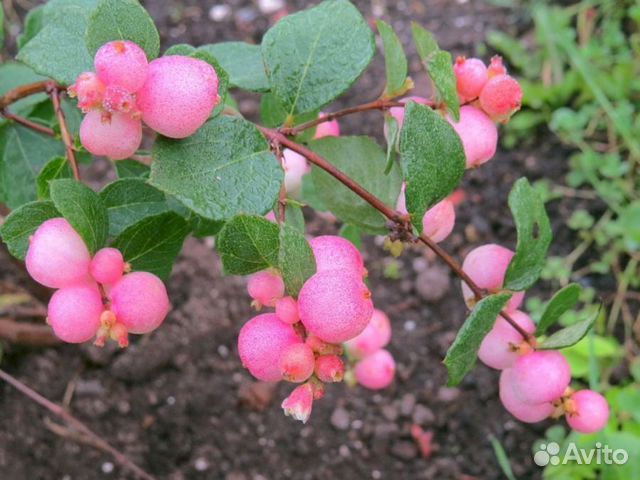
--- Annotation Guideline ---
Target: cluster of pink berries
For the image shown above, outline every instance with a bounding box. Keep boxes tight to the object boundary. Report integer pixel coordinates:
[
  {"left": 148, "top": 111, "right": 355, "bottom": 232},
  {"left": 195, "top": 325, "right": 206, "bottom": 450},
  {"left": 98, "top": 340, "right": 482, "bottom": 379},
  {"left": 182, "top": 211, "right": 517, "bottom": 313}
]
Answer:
[
  {"left": 70, "top": 40, "right": 220, "bottom": 160},
  {"left": 26, "top": 218, "right": 170, "bottom": 346},
  {"left": 237, "top": 235, "right": 396, "bottom": 423},
  {"left": 462, "top": 244, "right": 610, "bottom": 434}
]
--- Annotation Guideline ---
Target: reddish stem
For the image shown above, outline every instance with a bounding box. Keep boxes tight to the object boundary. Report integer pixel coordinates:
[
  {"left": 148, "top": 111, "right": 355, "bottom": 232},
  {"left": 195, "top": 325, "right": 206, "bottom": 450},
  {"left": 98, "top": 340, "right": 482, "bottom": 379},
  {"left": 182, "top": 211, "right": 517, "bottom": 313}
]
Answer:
[
  {"left": 0, "top": 81, "right": 56, "bottom": 110},
  {"left": 0, "top": 111, "right": 55, "bottom": 136}
]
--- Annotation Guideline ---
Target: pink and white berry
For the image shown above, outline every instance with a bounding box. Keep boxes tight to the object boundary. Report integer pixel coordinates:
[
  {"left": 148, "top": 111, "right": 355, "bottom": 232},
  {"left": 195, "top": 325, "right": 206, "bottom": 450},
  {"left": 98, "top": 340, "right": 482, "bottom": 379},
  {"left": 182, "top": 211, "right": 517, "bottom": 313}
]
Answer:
[
  {"left": 275, "top": 296, "right": 299, "bottom": 325},
  {"left": 509, "top": 350, "right": 571, "bottom": 405},
  {"left": 109, "top": 272, "right": 170, "bottom": 334},
  {"left": 26, "top": 218, "right": 91, "bottom": 289},
  {"left": 460, "top": 244, "right": 524, "bottom": 312},
  {"left": 314, "top": 355, "right": 345, "bottom": 383},
  {"left": 309, "top": 235, "right": 365, "bottom": 277},
  {"left": 448, "top": 106, "right": 498, "bottom": 169},
  {"left": 79, "top": 110, "right": 142, "bottom": 160},
  {"left": 137, "top": 55, "right": 220, "bottom": 138},
  {"left": 247, "top": 270, "right": 285, "bottom": 308},
  {"left": 47, "top": 283, "right": 104, "bottom": 343},
  {"left": 281, "top": 382, "right": 314, "bottom": 423},
  {"left": 94, "top": 40, "right": 149, "bottom": 93},
  {"left": 478, "top": 310, "right": 536, "bottom": 370},
  {"left": 355, "top": 349, "right": 396, "bottom": 390},
  {"left": 566, "top": 390, "right": 610, "bottom": 434},
  {"left": 344, "top": 308, "right": 392, "bottom": 359},
  {"left": 279, "top": 343, "right": 315, "bottom": 383},
  {"left": 298, "top": 270, "right": 373, "bottom": 343},
  {"left": 314, "top": 114, "right": 340, "bottom": 138},
  {"left": 90, "top": 247, "right": 126, "bottom": 285},
  {"left": 68, "top": 72, "right": 105, "bottom": 112},
  {"left": 499, "top": 368, "right": 554, "bottom": 423},
  {"left": 238, "top": 313, "right": 301, "bottom": 382},
  {"left": 479, "top": 74, "right": 523, "bottom": 123},
  {"left": 282, "top": 148, "right": 310, "bottom": 195},
  {"left": 422, "top": 199, "right": 456, "bottom": 243},
  {"left": 453, "top": 57, "right": 488, "bottom": 103}
]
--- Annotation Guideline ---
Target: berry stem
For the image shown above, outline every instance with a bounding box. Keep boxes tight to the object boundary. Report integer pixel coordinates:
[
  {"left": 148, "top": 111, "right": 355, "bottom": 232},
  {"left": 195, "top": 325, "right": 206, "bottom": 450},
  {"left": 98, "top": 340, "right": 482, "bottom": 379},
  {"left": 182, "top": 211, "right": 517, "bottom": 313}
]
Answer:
[
  {"left": 0, "top": 368, "right": 157, "bottom": 480},
  {"left": 0, "top": 110, "right": 55, "bottom": 136},
  {"left": 0, "top": 80, "right": 60, "bottom": 110},
  {"left": 48, "top": 85, "right": 81, "bottom": 181}
]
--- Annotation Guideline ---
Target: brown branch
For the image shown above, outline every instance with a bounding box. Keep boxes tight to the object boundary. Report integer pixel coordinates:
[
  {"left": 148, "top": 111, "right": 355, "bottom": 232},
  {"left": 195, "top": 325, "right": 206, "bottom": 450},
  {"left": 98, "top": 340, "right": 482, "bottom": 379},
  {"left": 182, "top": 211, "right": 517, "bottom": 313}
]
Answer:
[
  {"left": 48, "top": 86, "right": 80, "bottom": 181},
  {"left": 0, "top": 318, "right": 60, "bottom": 346},
  {"left": 0, "top": 368, "right": 157, "bottom": 480},
  {"left": 0, "top": 111, "right": 55, "bottom": 136},
  {"left": 0, "top": 81, "right": 55, "bottom": 110}
]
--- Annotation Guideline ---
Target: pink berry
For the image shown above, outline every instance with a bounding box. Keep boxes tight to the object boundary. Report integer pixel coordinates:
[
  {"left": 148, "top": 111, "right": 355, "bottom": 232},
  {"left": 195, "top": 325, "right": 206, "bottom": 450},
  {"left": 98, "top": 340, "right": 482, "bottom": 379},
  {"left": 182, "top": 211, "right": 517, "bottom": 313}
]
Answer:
[
  {"left": 479, "top": 74, "right": 523, "bottom": 122},
  {"left": 275, "top": 296, "right": 299, "bottom": 325},
  {"left": 314, "top": 114, "right": 340, "bottom": 138},
  {"left": 305, "top": 334, "right": 343, "bottom": 356},
  {"left": 90, "top": 248, "right": 125, "bottom": 285},
  {"left": 238, "top": 313, "right": 301, "bottom": 382},
  {"left": 478, "top": 310, "right": 536, "bottom": 370},
  {"left": 461, "top": 244, "right": 524, "bottom": 312},
  {"left": 422, "top": 199, "right": 456, "bottom": 243},
  {"left": 387, "top": 96, "right": 430, "bottom": 130},
  {"left": 281, "top": 382, "right": 314, "bottom": 423},
  {"left": 487, "top": 55, "right": 507, "bottom": 77},
  {"left": 309, "top": 235, "right": 365, "bottom": 277},
  {"left": 448, "top": 106, "right": 498, "bottom": 168},
  {"left": 47, "top": 283, "right": 103, "bottom": 343},
  {"left": 26, "top": 218, "right": 91, "bottom": 288},
  {"left": 79, "top": 110, "right": 142, "bottom": 160},
  {"left": 137, "top": 55, "right": 220, "bottom": 138},
  {"left": 314, "top": 355, "right": 345, "bottom": 382},
  {"left": 279, "top": 343, "right": 315, "bottom": 382},
  {"left": 102, "top": 85, "right": 139, "bottom": 116},
  {"left": 454, "top": 57, "right": 488, "bottom": 103},
  {"left": 298, "top": 270, "right": 373, "bottom": 343},
  {"left": 94, "top": 40, "right": 148, "bottom": 93},
  {"left": 247, "top": 270, "right": 285, "bottom": 308},
  {"left": 355, "top": 349, "right": 396, "bottom": 390},
  {"left": 499, "top": 368, "right": 554, "bottom": 423},
  {"left": 282, "top": 148, "right": 310, "bottom": 194},
  {"left": 509, "top": 350, "right": 571, "bottom": 405},
  {"left": 68, "top": 72, "right": 105, "bottom": 112},
  {"left": 344, "top": 308, "right": 392, "bottom": 359},
  {"left": 566, "top": 390, "right": 610, "bottom": 434},
  {"left": 110, "top": 272, "right": 170, "bottom": 334}
]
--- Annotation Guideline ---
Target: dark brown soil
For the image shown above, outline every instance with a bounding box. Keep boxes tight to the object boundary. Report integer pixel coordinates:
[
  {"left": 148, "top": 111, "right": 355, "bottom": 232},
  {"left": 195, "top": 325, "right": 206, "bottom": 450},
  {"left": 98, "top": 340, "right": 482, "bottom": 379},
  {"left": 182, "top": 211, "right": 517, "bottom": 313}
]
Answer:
[{"left": 0, "top": 1, "right": 581, "bottom": 479}]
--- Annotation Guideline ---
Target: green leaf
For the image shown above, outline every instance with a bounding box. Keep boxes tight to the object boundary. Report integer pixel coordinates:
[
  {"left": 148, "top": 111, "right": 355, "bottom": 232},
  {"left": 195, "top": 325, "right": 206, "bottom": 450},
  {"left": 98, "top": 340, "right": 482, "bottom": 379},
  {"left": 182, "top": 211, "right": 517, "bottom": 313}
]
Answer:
[
  {"left": 411, "top": 23, "right": 459, "bottom": 120},
  {"left": 539, "top": 307, "right": 601, "bottom": 350},
  {"left": 17, "top": 6, "right": 45, "bottom": 49},
  {"left": 275, "top": 203, "right": 305, "bottom": 233},
  {"left": 384, "top": 114, "right": 399, "bottom": 174},
  {"left": 278, "top": 224, "right": 316, "bottom": 297},
  {"left": 262, "top": 0, "right": 375, "bottom": 115},
  {"left": 0, "top": 123, "right": 65, "bottom": 208},
  {"left": 0, "top": 4, "right": 5, "bottom": 50},
  {"left": 112, "top": 212, "right": 189, "bottom": 279},
  {"left": 339, "top": 224, "right": 362, "bottom": 250},
  {"left": 0, "top": 63, "right": 48, "bottom": 118},
  {"left": 259, "top": 92, "right": 319, "bottom": 141},
  {"left": 216, "top": 215, "right": 280, "bottom": 275},
  {"left": 0, "top": 201, "right": 60, "bottom": 260},
  {"left": 536, "top": 283, "right": 582, "bottom": 335},
  {"left": 399, "top": 102, "right": 465, "bottom": 233},
  {"left": 115, "top": 159, "right": 150, "bottom": 178},
  {"left": 85, "top": 0, "right": 160, "bottom": 59},
  {"left": 49, "top": 179, "right": 108, "bottom": 254},
  {"left": 444, "top": 294, "right": 511, "bottom": 386},
  {"left": 164, "top": 44, "right": 195, "bottom": 56},
  {"left": 100, "top": 179, "right": 170, "bottom": 237},
  {"left": 187, "top": 215, "right": 224, "bottom": 238},
  {"left": 17, "top": 5, "right": 93, "bottom": 85},
  {"left": 150, "top": 116, "right": 282, "bottom": 221},
  {"left": 376, "top": 20, "right": 408, "bottom": 97},
  {"left": 37, "top": 156, "right": 73, "bottom": 199},
  {"left": 309, "top": 136, "right": 403, "bottom": 233},
  {"left": 199, "top": 42, "right": 269, "bottom": 92},
  {"left": 503, "top": 178, "right": 553, "bottom": 291}
]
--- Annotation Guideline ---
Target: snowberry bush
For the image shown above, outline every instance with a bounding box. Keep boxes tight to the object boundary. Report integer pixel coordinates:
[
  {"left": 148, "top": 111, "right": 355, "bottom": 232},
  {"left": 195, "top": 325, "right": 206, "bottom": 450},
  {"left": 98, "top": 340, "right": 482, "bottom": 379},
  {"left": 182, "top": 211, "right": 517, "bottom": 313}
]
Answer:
[{"left": 0, "top": 0, "right": 607, "bottom": 435}]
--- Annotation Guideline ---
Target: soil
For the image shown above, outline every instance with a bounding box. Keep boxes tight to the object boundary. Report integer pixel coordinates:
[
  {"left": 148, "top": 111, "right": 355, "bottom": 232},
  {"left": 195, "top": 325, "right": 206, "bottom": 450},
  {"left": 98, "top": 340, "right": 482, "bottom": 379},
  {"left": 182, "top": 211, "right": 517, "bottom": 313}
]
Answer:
[{"left": 0, "top": 1, "right": 586, "bottom": 479}]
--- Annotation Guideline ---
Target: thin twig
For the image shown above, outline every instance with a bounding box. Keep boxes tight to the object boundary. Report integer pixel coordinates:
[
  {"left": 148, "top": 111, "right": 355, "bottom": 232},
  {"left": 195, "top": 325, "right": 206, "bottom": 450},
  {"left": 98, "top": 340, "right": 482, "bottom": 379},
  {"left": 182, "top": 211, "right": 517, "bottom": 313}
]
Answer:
[
  {"left": 48, "top": 86, "right": 80, "bottom": 181},
  {"left": 0, "top": 81, "right": 55, "bottom": 110},
  {"left": 0, "top": 110, "right": 55, "bottom": 136},
  {"left": 0, "top": 368, "right": 157, "bottom": 480}
]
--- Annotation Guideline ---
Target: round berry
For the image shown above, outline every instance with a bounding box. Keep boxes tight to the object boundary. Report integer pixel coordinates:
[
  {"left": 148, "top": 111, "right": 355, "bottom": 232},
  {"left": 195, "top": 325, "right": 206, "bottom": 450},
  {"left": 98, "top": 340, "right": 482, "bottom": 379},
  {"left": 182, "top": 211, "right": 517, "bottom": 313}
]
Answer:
[
  {"left": 275, "top": 296, "right": 299, "bottom": 325},
  {"left": 566, "top": 390, "right": 610, "bottom": 434},
  {"left": 499, "top": 368, "right": 554, "bottom": 423},
  {"left": 487, "top": 55, "right": 507, "bottom": 77},
  {"left": 448, "top": 106, "right": 498, "bottom": 168},
  {"left": 68, "top": 72, "right": 105, "bottom": 112},
  {"left": 279, "top": 343, "right": 315, "bottom": 383},
  {"left": 94, "top": 40, "right": 148, "bottom": 93},
  {"left": 344, "top": 308, "right": 392, "bottom": 359},
  {"left": 479, "top": 74, "right": 523, "bottom": 122},
  {"left": 314, "top": 355, "right": 345, "bottom": 383},
  {"left": 26, "top": 218, "right": 91, "bottom": 288},
  {"left": 48, "top": 283, "right": 103, "bottom": 343},
  {"left": 387, "top": 96, "right": 430, "bottom": 130},
  {"left": 422, "top": 199, "right": 456, "bottom": 243},
  {"left": 460, "top": 244, "right": 524, "bottom": 312},
  {"left": 314, "top": 114, "right": 340, "bottom": 138},
  {"left": 247, "top": 271, "right": 285, "bottom": 308},
  {"left": 110, "top": 272, "right": 170, "bottom": 334},
  {"left": 510, "top": 350, "right": 571, "bottom": 405},
  {"left": 90, "top": 248, "right": 125, "bottom": 285},
  {"left": 79, "top": 110, "right": 142, "bottom": 160},
  {"left": 282, "top": 148, "right": 310, "bottom": 195},
  {"left": 354, "top": 349, "right": 396, "bottom": 390},
  {"left": 478, "top": 310, "right": 536, "bottom": 370},
  {"left": 137, "top": 55, "right": 220, "bottom": 138},
  {"left": 298, "top": 270, "right": 373, "bottom": 343},
  {"left": 453, "top": 57, "right": 488, "bottom": 103},
  {"left": 238, "top": 313, "right": 301, "bottom": 382},
  {"left": 281, "top": 382, "right": 314, "bottom": 423},
  {"left": 309, "top": 235, "right": 365, "bottom": 277}
]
